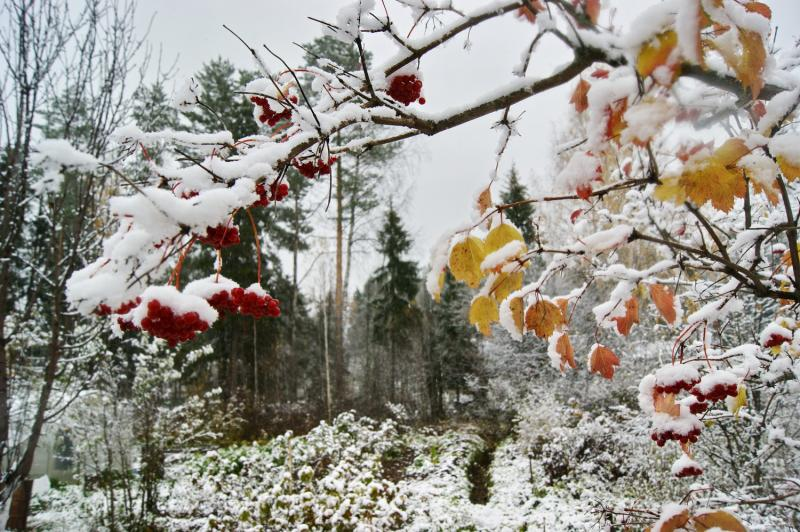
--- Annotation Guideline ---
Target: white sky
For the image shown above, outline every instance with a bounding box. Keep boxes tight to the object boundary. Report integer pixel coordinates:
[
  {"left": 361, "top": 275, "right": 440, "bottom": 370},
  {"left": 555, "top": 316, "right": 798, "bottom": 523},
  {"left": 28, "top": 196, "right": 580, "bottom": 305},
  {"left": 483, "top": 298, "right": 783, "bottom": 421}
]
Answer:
[{"left": 133, "top": 0, "right": 800, "bottom": 295}]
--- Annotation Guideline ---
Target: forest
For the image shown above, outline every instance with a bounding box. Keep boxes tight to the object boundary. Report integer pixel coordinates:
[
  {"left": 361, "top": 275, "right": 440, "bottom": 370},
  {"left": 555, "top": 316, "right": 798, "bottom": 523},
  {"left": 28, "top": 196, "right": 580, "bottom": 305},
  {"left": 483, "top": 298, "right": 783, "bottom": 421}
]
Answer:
[{"left": 0, "top": 0, "right": 799, "bottom": 530}]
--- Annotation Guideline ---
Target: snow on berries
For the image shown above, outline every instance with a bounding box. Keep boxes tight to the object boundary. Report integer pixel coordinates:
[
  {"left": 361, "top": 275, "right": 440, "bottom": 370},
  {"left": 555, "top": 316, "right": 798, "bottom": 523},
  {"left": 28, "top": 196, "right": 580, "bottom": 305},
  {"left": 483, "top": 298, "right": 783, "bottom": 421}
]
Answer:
[
  {"left": 652, "top": 363, "right": 700, "bottom": 394},
  {"left": 253, "top": 181, "right": 290, "bottom": 207},
  {"left": 238, "top": 283, "right": 281, "bottom": 318},
  {"left": 249, "top": 94, "right": 298, "bottom": 127},
  {"left": 671, "top": 454, "right": 703, "bottom": 478},
  {"left": 386, "top": 74, "right": 425, "bottom": 106},
  {"left": 689, "top": 370, "right": 739, "bottom": 403},
  {"left": 131, "top": 286, "right": 218, "bottom": 347},
  {"left": 95, "top": 298, "right": 140, "bottom": 317},
  {"left": 184, "top": 275, "right": 243, "bottom": 317},
  {"left": 759, "top": 321, "right": 794, "bottom": 348},
  {"left": 198, "top": 224, "right": 240, "bottom": 249}
]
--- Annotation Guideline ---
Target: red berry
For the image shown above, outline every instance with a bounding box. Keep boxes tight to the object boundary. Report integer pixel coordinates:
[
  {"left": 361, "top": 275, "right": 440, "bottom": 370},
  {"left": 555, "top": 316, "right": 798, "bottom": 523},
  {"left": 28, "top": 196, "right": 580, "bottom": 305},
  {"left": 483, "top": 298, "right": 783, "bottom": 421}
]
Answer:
[
  {"left": 387, "top": 74, "right": 424, "bottom": 106},
  {"left": 138, "top": 298, "right": 210, "bottom": 347},
  {"left": 238, "top": 285, "right": 281, "bottom": 319},
  {"left": 675, "top": 465, "right": 703, "bottom": 478},
  {"left": 199, "top": 225, "right": 240, "bottom": 249}
]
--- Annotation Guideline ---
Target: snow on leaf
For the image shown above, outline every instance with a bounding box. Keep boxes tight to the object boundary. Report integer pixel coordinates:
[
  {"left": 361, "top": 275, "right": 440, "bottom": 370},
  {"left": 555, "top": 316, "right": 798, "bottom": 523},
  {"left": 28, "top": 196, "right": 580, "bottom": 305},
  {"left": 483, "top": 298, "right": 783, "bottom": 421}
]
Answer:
[
  {"left": 636, "top": 31, "right": 679, "bottom": 79},
  {"left": 449, "top": 236, "right": 486, "bottom": 288},
  {"left": 524, "top": 299, "right": 564, "bottom": 339},
  {"left": 588, "top": 344, "right": 620, "bottom": 379},
  {"left": 499, "top": 296, "right": 524, "bottom": 340},
  {"left": 548, "top": 331, "right": 576, "bottom": 373},
  {"left": 727, "top": 384, "right": 747, "bottom": 417},
  {"left": 654, "top": 392, "right": 681, "bottom": 417},
  {"left": 649, "top": 283, "right": 678, "bottom": 325},
  {"left": 691, "top": 509, "right": 746, "bottom": 532},
  {"left": 613, "top": 296, "right": 639, "bottom": 336},
  {"left": 469, "top": 295, "right": 498, "bottom": 336},
  {"left": 651, "top": 503, "right": 690, "bottom": 532},
  {"left": 570, "top": 78, "right": 591, "bottom": 113},
  {"left": 484, "top": 222, "right": 525, "bottom": 254}
]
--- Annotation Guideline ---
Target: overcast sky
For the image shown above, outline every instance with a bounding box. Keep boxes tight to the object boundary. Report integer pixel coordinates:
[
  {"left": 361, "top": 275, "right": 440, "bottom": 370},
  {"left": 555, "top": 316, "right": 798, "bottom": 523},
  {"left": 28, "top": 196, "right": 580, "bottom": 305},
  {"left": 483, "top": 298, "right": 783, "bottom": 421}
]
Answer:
[{"left": 133, "top": 0, "right": 800, "bottom": 294}]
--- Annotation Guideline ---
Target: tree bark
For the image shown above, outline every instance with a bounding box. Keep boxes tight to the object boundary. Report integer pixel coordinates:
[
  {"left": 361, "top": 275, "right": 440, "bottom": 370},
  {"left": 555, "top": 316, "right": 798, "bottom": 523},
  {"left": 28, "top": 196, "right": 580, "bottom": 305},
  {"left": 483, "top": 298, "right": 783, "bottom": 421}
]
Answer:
[{"left": 334, "top": 141, "right": 346, "bottom": 407}]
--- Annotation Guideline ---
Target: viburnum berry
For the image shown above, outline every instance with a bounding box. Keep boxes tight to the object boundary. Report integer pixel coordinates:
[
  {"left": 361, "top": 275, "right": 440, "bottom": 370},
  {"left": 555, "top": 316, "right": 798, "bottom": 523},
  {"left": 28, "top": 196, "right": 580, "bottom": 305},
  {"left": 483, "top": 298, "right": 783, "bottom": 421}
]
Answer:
[
  {"left": 131, "top": 287, "right": 218, "bottom": 347},
  {"left": 675, "top": 464, "right": 703, "bottom": 478},
  {"left": 653, "top": 363, "right": 700, "bottom": 395},
  {"left": 117, "top": 317, "right": 139, "bottom": 332},
  {"left": 387, "top": 74, "right": 424, "bottom": 106},
  {"left": 671, "top": 454, "right": 703, "bottom": 478},
  {"left": 199, "top": 225, "right": 240, "bottom": 249},
  {"left": 688, "top": 399, "right": 708, "bottom": 415},
  {"left": 95, "top": 298, "right": 140, "bottom": 317},
  {"left": 292, "top": 157, "right": 337, "bottom": 179},
  {"left": 250, "top": 94, "right": 298, "bottom": 127},
  {"left": 759, "top": 322, "right": 793, "bottom": 348},
  {"left": 238, "top": 284, "right": 281, "bottom": 318},
  {"left": 254, "top": 183, "right": 270, "bottom": 207},
  {"left": 184, "top": 276, "right": 243, "bottom": 317},
  {"left": 650, "top": 426, "right": 701, "bottom": 447},
  {"left": 270, "top": 181, "right": 289, "bottom": 202},
  {"left": 690, "top": 371, "right": 739, "bottom": 403}
]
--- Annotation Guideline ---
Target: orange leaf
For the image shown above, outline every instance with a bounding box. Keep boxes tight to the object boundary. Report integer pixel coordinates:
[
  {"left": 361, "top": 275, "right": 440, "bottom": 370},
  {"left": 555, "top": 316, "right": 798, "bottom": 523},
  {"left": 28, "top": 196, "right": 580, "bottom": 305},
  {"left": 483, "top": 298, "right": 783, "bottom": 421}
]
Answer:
[
  {"left": 745, "top": 1, "right": 771, "bottom": 20},
  {"left": 570, "top": 78, "right": 591, "bottom": 113},
  {"left": 636, "top": 31, "right": 678, "bottom": 78},
  {"left": 605, "top": 98, "right": 628, "bottom": 142},
  {"left": 516, "top": 1, "right": 543, "bottom": 23},
  {"left": 649, "top": 284, "right": 677, "bottom": 325},
  {"left": 654, "top": 392, "right": 681, "bottom": 417},
  {"left": 692, "top": 510, "right": 746, "bottom": 532},
  {"left": 657, "top": 508, "right": 691, "bottom": 532},
  {"left": 525, "top": 299, "right": 564, "bottom": 339},
  {"left": 588, "top": 344, "right": 620, "bottom": 379},
  {"left": 777, "top": 155, "right": 800, "bottom": 181},
  {"left": 477, "top": 185, "right": 492, "bottom": 215},
  {"left": 554, "top": 298, "right": 570, "bottom": 322},
  {"left": 585, "top": 0, "right": 600, "bottom": 25},
  {"left": 555, "top": 332, "right": 576, "bottom": 372},
  {"left": 613, "top": 297, "right": 639, "bottom": 336}
]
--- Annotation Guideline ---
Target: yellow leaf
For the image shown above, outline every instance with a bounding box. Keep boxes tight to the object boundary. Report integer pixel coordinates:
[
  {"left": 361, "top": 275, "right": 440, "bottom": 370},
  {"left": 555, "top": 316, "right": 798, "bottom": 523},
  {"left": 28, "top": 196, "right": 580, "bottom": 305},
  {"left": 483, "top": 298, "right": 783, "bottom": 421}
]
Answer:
[
  {"left": 692, "top": 510, "right": 747, "bottom": 532},
  {"left": 449, "top": 236, "right": 486, "bottom": 288},
  {"left": 728, "top": 384, "right": 747, "bottom": 418},
  {"left": 777, "top": 155, "right": 800, "bottom": 181},
  {"left": 654, "top": 175, "right": 686, "bottom": 204},
  {"left": 507, "top": 296, "right": 525, "bottom": 337},
  {"left": 525, "top": 299, "right": 564, "bottom": 339},
  {"left": 469, "top": 295, "right": 499, "bottom": 336},
  {"left": 637, "top": 30, "right": 678, "bottom": 78},
  {"left": 433, "top": 271, "right": 445, "bottom": 303},
  {"left": 654, "top": 392, "right": 681, "bottom": 417},
  {"left": 484, "top": 223, "right": 525, "bottom": 254},
  {"left": 588, "top": 344, "right": 620, "bottom": 379},
  {"left": 714, "top": 138, "right": 750, "bottom": 167},
  {"left": 490, "top": 271, "right": 523, "bottom": 302},
  {"left": 738, "top": 30, "right": 766, "bottom": 99}
]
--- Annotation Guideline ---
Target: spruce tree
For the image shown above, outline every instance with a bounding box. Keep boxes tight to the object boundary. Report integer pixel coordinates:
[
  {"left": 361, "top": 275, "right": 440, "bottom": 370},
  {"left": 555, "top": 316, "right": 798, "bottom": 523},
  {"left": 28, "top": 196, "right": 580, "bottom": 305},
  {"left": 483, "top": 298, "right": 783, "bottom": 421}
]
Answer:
[
  {"left": 369, "top": 206, "right": 420, "bottom": 404},
  {"left": 500, "top": 166, "right": 536, "bottom": 243}
]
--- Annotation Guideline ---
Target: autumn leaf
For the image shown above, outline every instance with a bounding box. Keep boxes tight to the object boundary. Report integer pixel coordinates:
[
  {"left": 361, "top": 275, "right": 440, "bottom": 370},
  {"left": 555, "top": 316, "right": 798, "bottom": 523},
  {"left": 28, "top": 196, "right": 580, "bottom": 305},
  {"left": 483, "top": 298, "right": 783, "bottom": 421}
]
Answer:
[
  {"left": 554, "top": 298, "right": 570, "bottom": 322},
  {"left": 553, "top": 331, "right": 576, "bottom": 372},
  {"left": 613, "top": 297, "right": 639, "bottom": 336},
  {"left": 449, "top": 236, "right": 486, "bottom": 288},
  {"left": 588, "top": 344, "right": 620, "bottom": 379},
  {"left": 727, "top": 384, "right": 747, "bottom": 418},
  {"left": 649, "top": 283, "right": 678, "bottom": 325},
  {"left": 714, "top": 29, "right": 766, "bottom": 99},
  {"left": 477, "top": 185, "right": 493, "bottom": 215},
  {"left": 490, "top": 271, "right": 523, "bottom": 302},
  {"left": 605, "top": 98, "right": 628, "bottom": 142},
  {"left": 692, "top": 510, "right": 746, "bottom": 532},
  {"left": 777, "top": 156, "right": 800, "bottom": 181},
  {"left": 469, "top": 295, "right": 499, "bottom": 336},
  {"left": 570, "top": 78, "right": 590, "bottom": 113},
  {"left": 484, "top": 223, "right": 525, "bottom": 253},
  {"left": 504, "top": 296, "right": 525, "bottom": 338},
  {"left": 654, "top": 392, "right": 681, "bottom": 417},
  {"left": 525, "top": 299, "right": 564, "bottom": 339},
  {"left": 636, "top": 31, "right": 678, "bottom": 78},
  {"left": 745, "top": 1, "right": 771, "bottom": 19},
  {"left": 515, "top": 0, "right": 543, "bottom": 23},
  {"left": 656, "top": 508, "right": 691, "bottom": 532},
  {"left": 433, "top": 271, "right": 445, "bottom": 303},
  {"left": 584, "top": 0, "right": 600, "bottom": 25}
]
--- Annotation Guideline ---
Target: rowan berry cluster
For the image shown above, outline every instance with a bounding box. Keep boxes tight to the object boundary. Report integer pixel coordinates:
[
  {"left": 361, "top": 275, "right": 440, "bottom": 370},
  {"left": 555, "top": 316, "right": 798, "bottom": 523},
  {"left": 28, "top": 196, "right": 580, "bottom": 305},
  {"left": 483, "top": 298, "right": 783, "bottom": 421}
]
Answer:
[
  {"left": 293, "top": 156, "right": 337, "bottom": 179},
  {"left": 199, "top": 225, "right": 240, "bottom": 249},
  {"left": 139, "top": 299, "right": 210, "bottom": 347},
  {"left": 250, "top": 94, "right": 298, "bottom": 126},
  {"left": 387, "top": 74, "right": 425, "bottom": 105}
]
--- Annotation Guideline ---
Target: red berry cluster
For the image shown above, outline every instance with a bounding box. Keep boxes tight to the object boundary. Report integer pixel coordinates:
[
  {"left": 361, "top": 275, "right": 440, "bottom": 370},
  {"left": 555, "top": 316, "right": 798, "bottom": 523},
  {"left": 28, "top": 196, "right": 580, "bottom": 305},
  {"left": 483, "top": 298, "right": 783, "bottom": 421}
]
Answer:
[
  {"left": 95, "top": 298, "right": 140, "bottom": 317},
  {"left": 651, "top": 426, "right": 701, "bottom": 447},
  {"left": 690, "top": 382, "right": 738, "bottom": 403},
  {"left": 763, "top": 332, "right": 791, "bottom": 348},
  {"left": 675, "top": 463, "right": 703, "bottom": 478},
  {"left": 238, "top": 287, "right": 281, "bottom": 318},
  {"left": 688, "top": 400, "right": 708, "bottom": 415},
  {"left": 199, "top": 225, "right": 240, "bottom": 249},
  {"left": 117, "top": 317, "right": 139, "bottom": 332},
  {"left": 250, "top": 95, "right": 298, "bottom": 126},
  {"left": 654, "top": 377, "right": 700, "bottom": 395},
  {"left": 139, "top": 299, "right": 210, "bottom": 347},
  {"left": 387, "top": 75, "right": 425, "bottom": 106},
  {"left": 270, "top": 181, "right": 289, "bottom": 202},
  {"left": 207, "top": 288, "right": 243, "bottom": 315},
  {"left": 293, "top": 157, "right": 337, "bottom": 179}
]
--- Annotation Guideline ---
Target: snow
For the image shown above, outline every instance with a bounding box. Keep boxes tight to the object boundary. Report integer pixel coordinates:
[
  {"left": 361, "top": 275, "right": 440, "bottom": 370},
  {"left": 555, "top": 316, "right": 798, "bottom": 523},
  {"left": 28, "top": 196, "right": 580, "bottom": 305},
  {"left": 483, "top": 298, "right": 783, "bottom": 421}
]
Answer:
[
  {"left": 758, "top": 88, "right": 800, "bottom": 134},
  {"left": 480, "top": 240, "right": 525, "bottom": 272},
  {"left": 769, "top": 134, "right": 800, "bottom": 167},
  {"left": 652, "top": 502, "right": 688, "bottom": 532},
  {"left": 622, "top": 98, "right": 677, "bottom": 146},
  {"left": 687, "top": 296, "right": 743, "bottom": 325},
  {"left": 671, "top": 453, "right": 701, "bottom": 475},
  {"left": 131, "top": 285, "right": 219, "bottom": 327},
  {"left": 575, "top": 225, "right": 633, "bottom": 255},
  {"left": 555, "top": 151, "right": 601, "bottom": 192}
]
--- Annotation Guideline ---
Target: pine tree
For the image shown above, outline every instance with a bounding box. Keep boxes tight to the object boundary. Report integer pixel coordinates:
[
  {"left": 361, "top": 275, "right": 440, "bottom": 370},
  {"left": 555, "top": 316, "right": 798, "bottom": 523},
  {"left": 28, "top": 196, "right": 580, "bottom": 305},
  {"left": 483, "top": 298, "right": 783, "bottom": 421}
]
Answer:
[
  {"left": 368, "top": 206, "right": 420, "bottom": 404},
  {"left": 500, "top": 166, "right": 536, "bottom": 243}
]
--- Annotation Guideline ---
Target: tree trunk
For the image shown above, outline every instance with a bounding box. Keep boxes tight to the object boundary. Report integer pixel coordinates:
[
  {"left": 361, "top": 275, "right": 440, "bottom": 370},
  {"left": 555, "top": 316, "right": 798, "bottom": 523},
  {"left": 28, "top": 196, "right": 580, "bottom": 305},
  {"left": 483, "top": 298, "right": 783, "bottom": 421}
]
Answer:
[
  {"left": 5, "top": 479, "right": 32, "bottom": 530},
  {"left": 334, "top": 143, "right": 345, "bottom": 407}
]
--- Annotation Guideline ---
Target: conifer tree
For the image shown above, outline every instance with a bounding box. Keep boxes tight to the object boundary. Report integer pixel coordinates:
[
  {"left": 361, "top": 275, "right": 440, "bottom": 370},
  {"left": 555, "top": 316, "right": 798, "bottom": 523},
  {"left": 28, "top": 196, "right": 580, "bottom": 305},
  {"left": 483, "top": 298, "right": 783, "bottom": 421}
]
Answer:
[{"left": 500, "top": 166, "right": 536, "bottom": 243}]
